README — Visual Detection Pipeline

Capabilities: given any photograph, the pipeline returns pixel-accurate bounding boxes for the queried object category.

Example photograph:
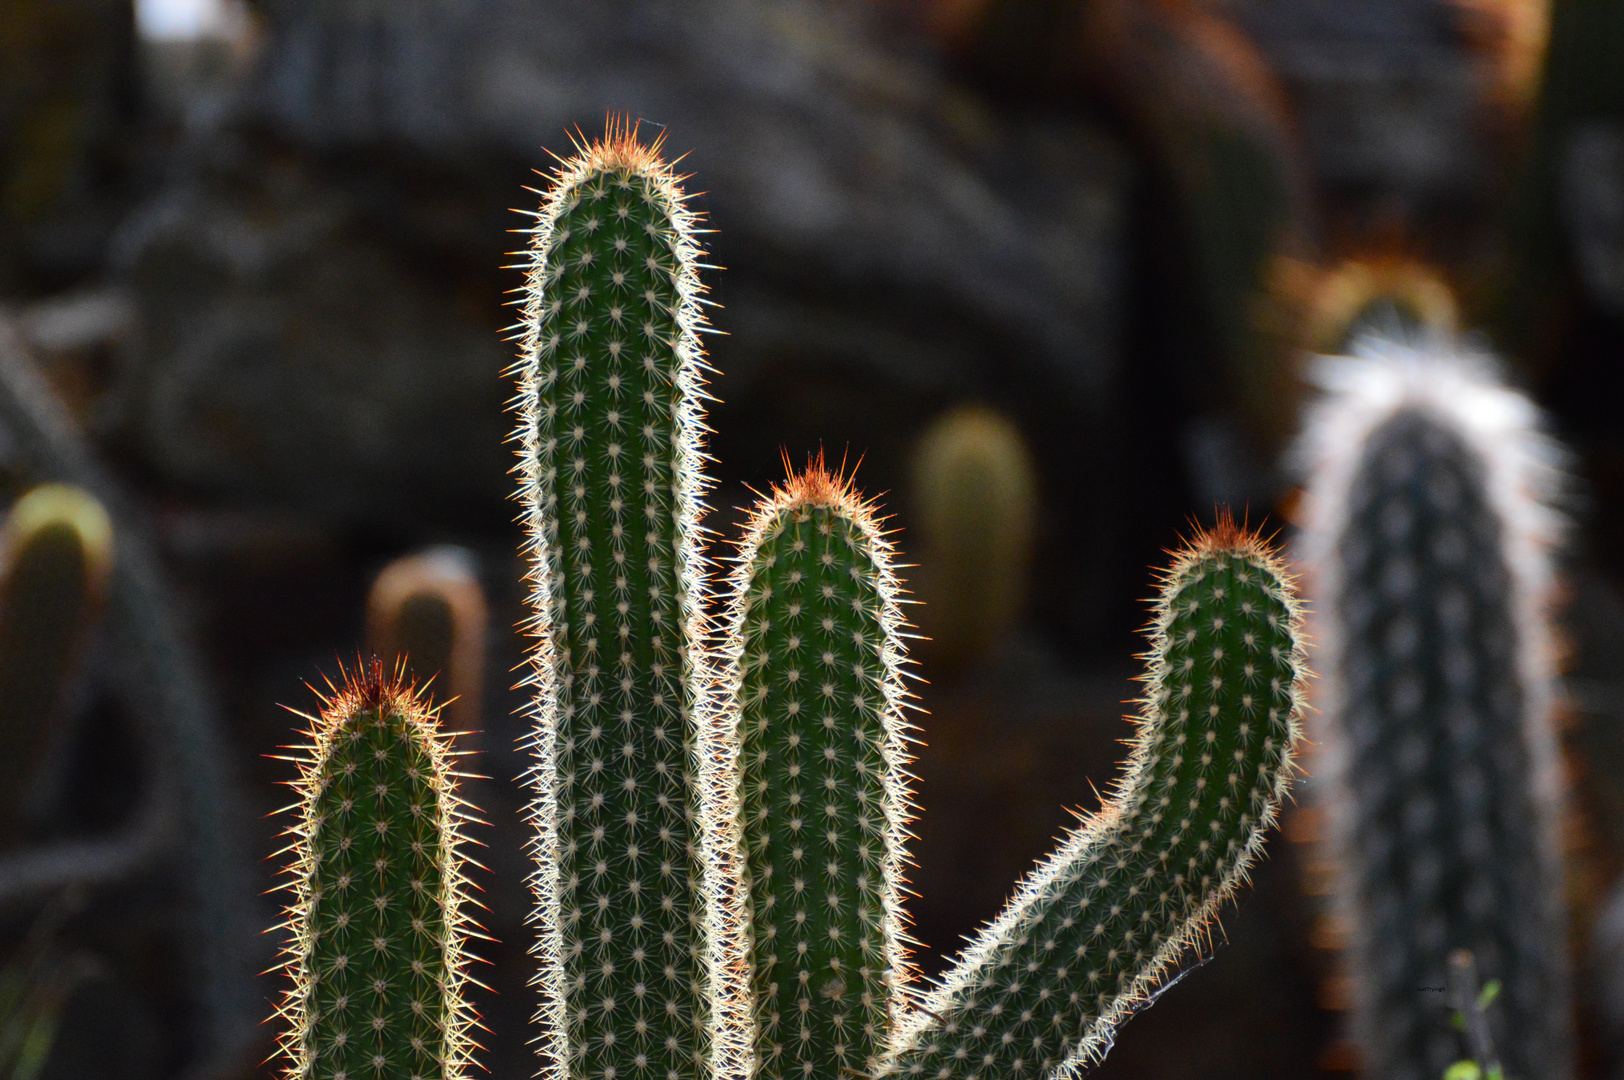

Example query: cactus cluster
[272,121,1310,1080]
[273,660,481,1080]
[1296,338,1571,1080]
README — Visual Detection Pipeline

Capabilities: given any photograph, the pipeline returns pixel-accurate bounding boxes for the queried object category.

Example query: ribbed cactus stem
[513,119,732,1080]
[1297,340,1571,1080]
[274,660,480,1080]
[884,512,1305,1080]
[0,483,113,839]
[722,462,914,1080]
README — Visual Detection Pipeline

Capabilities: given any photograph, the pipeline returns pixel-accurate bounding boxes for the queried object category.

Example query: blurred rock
[0,0,142,296]
[106,0,1135,646]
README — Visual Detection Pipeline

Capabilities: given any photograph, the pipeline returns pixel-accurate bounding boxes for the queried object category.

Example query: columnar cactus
[721,462,915,1080]
[512,119,737,1080]
[1296,339,1571,1080]
[274,660,480,1080]
[883,512,1305,1080]
[0,483,113,839]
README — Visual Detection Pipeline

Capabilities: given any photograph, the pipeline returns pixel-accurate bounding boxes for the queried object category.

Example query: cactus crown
[511,117,742,1080]
[721,458,918,1080]
[273,659,481,1080]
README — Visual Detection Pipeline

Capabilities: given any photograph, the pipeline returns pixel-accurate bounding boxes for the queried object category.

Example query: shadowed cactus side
[366,546,489,740]
[883,512,1305,1080]
[0,483,112,841]
[721,463,915,1080]
[909,405,1036,673]
[1295,340,1572,1080]
[512,119,738,1080]
[273,660,481,1080]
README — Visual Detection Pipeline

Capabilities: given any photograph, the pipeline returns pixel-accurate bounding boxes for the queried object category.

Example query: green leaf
[1442,1061,1482,1080]
[1477,979,1501,1011]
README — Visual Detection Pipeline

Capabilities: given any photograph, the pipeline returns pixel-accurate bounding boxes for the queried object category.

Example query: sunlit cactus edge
[272,658,483,1080]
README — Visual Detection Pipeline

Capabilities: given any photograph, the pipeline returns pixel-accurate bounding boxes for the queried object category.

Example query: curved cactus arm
[271,659,483,1080]
[719,462,917,1080]
[513,118,742,1080]
[882,514,1306,1080]
[1294,339,1571,1080]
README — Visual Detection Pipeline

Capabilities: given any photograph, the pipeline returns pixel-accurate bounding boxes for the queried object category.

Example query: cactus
[1295,339,1572,1080]
[720,462,915,1080]
[0,483,112,840]
[512,118,737,1080]
[883,511,1305,1079]
[273,659,480,1080]
[366,546,489,739]
[909,405,1037,672]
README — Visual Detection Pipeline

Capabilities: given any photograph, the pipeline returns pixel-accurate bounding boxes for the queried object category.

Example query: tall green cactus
[273,660,480,1080]
[721,462,915,1080]
[883,512,1305,1079]
[513,119,738,1080]
[1296,341,1571,1080]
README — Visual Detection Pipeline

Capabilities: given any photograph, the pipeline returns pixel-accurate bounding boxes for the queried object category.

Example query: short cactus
[512,119,734,1080]
[1295,339,1571,1080]
[721,462,915,1080]
[0,483,113,840]
[273,660,480,1080]
[883,512,1305,1079]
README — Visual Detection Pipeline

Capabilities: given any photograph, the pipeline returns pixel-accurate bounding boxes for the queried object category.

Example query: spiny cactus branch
[884,512,1306,1080]
[722,460,918,1080]
[512,117,744,1080]
[272,659,484,1080]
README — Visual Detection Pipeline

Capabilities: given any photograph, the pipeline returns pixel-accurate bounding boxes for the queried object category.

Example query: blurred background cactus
[909,405,1038,675]
[1296,342,1571,1080]
[7,0,1624,1077]
[365,546,488,742]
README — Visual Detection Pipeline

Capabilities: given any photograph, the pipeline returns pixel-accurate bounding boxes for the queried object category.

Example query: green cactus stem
[1296,342,1571,1080]
[513,119,737,1080]
[721,461,915,1080]
[274,659,480,1080]
[909,405,1036,672]
[883,511,1305,1080]
[0,482,112,841]
[366,546,489,740]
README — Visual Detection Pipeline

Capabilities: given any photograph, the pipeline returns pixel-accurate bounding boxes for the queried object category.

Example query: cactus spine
[275,660,479,1080]
[883,514,1305,1080]
[722,463,914,1080]
[513,120,735,1080]
[1296,340,1571,1080]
